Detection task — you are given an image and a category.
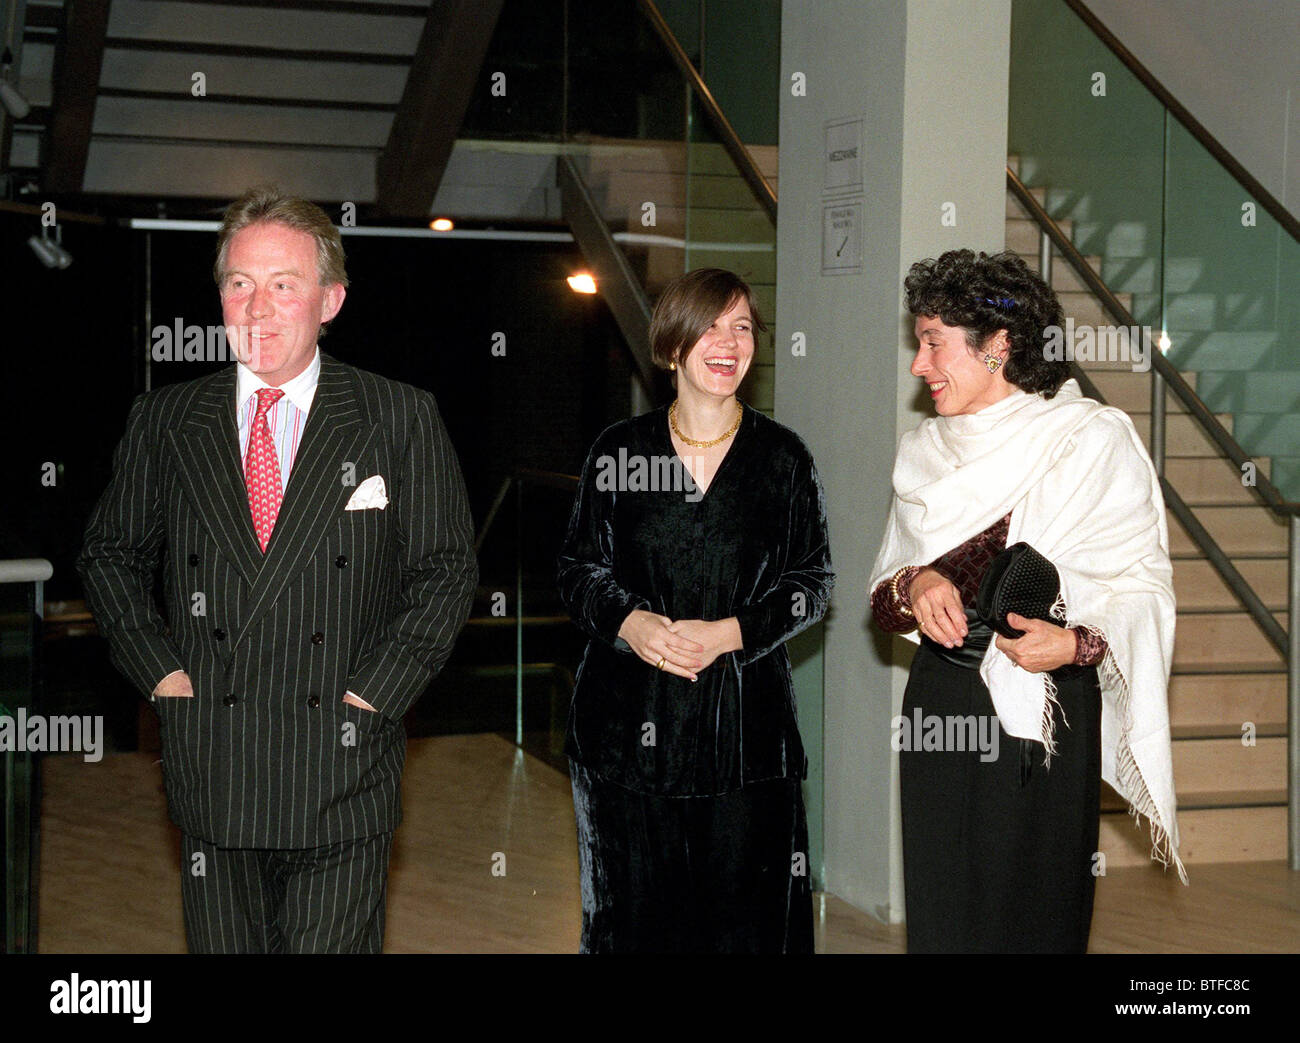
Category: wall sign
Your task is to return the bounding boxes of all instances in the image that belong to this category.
[824,118,863,194]
[822,200,863,275]
[822,117,864,276]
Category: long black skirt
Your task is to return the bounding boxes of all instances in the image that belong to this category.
[569,761,814,953]
[899,639,1102,953]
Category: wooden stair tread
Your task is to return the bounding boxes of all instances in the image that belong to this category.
[1172,723,1286,740]
[1170,662,1285,676]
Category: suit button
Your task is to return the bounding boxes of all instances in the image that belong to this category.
[335,555,349,568]
[188,554,200,567]
[311,631,324,646]
[223,694,238,707]
[307,694,321,709]
[213,628,226,641]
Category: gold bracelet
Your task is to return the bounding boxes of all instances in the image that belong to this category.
[889,567,916,619]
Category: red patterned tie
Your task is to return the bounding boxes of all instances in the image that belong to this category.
[245,387,286,552]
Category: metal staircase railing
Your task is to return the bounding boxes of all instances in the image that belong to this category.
[634,0,777,223]
[1007,166,1299,869]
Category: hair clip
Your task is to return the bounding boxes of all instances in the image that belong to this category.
[983,296,1017,310]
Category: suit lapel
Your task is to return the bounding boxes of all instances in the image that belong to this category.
[169,367,264,587]
[233,356,375,648]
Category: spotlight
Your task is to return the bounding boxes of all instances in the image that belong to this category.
[0,48,29,119]
[0,79,28,119]
[567,272,597,294]
[28,225,72,269]
[429,217,454,232]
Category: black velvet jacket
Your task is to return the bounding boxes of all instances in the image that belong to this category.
[557,404,834,796]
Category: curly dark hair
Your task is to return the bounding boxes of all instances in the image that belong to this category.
[903,249,1069,397]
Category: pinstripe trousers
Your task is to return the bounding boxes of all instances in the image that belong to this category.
[180,832,393,954]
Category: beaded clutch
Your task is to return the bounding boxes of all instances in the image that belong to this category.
[975,542,1061,639]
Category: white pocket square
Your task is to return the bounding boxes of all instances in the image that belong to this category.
[345,474,388,510]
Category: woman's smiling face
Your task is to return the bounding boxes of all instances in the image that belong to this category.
[676,295,755,400]
[910,314,1011,416]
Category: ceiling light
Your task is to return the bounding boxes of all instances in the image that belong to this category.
[0,47,28,119]
[429,217,454,232]
[567,273,597,294]
[0,79,28,119]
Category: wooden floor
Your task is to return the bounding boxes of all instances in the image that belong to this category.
[34,733,1300,953]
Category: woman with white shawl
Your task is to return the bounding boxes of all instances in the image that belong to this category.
[869,249,1183,954]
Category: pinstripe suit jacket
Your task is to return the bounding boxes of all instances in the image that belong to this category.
[78,354,477,849]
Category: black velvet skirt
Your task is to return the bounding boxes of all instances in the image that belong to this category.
[569,761,814,953]
[899,637,1102,954]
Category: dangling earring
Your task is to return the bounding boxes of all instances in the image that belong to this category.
[983,354,1002,374]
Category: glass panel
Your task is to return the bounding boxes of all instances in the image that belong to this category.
[0,580,40,953]
[517,478,586,770]
[560,1,778,412]
[1163,119,1300,500]
[685,92,777,412]
[1008,0,1300,502]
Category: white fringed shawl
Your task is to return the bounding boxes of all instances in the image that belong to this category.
[870,380,1186,881]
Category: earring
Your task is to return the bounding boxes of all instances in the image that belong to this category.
[669,361,677,371]
[983,354,1002,374]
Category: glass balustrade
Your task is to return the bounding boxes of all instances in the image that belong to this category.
[1008,0,1300,503]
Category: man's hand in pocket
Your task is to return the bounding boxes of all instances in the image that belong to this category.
[343,691,377,713]
[153,670,194,698]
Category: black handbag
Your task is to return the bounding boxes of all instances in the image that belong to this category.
[975,542,1061,639]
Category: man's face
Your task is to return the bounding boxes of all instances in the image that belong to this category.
[220,221,345,386]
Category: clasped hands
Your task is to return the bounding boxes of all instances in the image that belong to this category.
[908,567,1076,674]
[617,609,743,681]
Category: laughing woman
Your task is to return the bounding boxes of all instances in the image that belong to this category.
[870,249,1183,954]
[557,268,834,953]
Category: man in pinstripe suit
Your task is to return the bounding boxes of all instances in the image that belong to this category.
[78,187,477,953]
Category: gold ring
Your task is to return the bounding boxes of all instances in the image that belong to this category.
[656,656,666,670]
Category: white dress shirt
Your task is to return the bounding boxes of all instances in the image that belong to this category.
[235,347,320,487]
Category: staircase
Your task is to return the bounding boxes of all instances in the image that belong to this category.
[1007,157,1289,866]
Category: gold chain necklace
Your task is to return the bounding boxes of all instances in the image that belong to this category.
[669,400,743,449]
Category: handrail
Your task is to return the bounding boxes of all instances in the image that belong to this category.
[0,559,53,584]
[1006,167,1300,519]
[635,0,778,223]
[1066,0,1300,246]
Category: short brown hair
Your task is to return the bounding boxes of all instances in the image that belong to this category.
[214,185,348,288]
[649,268,767,369]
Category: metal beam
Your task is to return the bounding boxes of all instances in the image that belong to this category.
[44,0,111,193]
[557,154,656,395]
[375,0,503,217]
